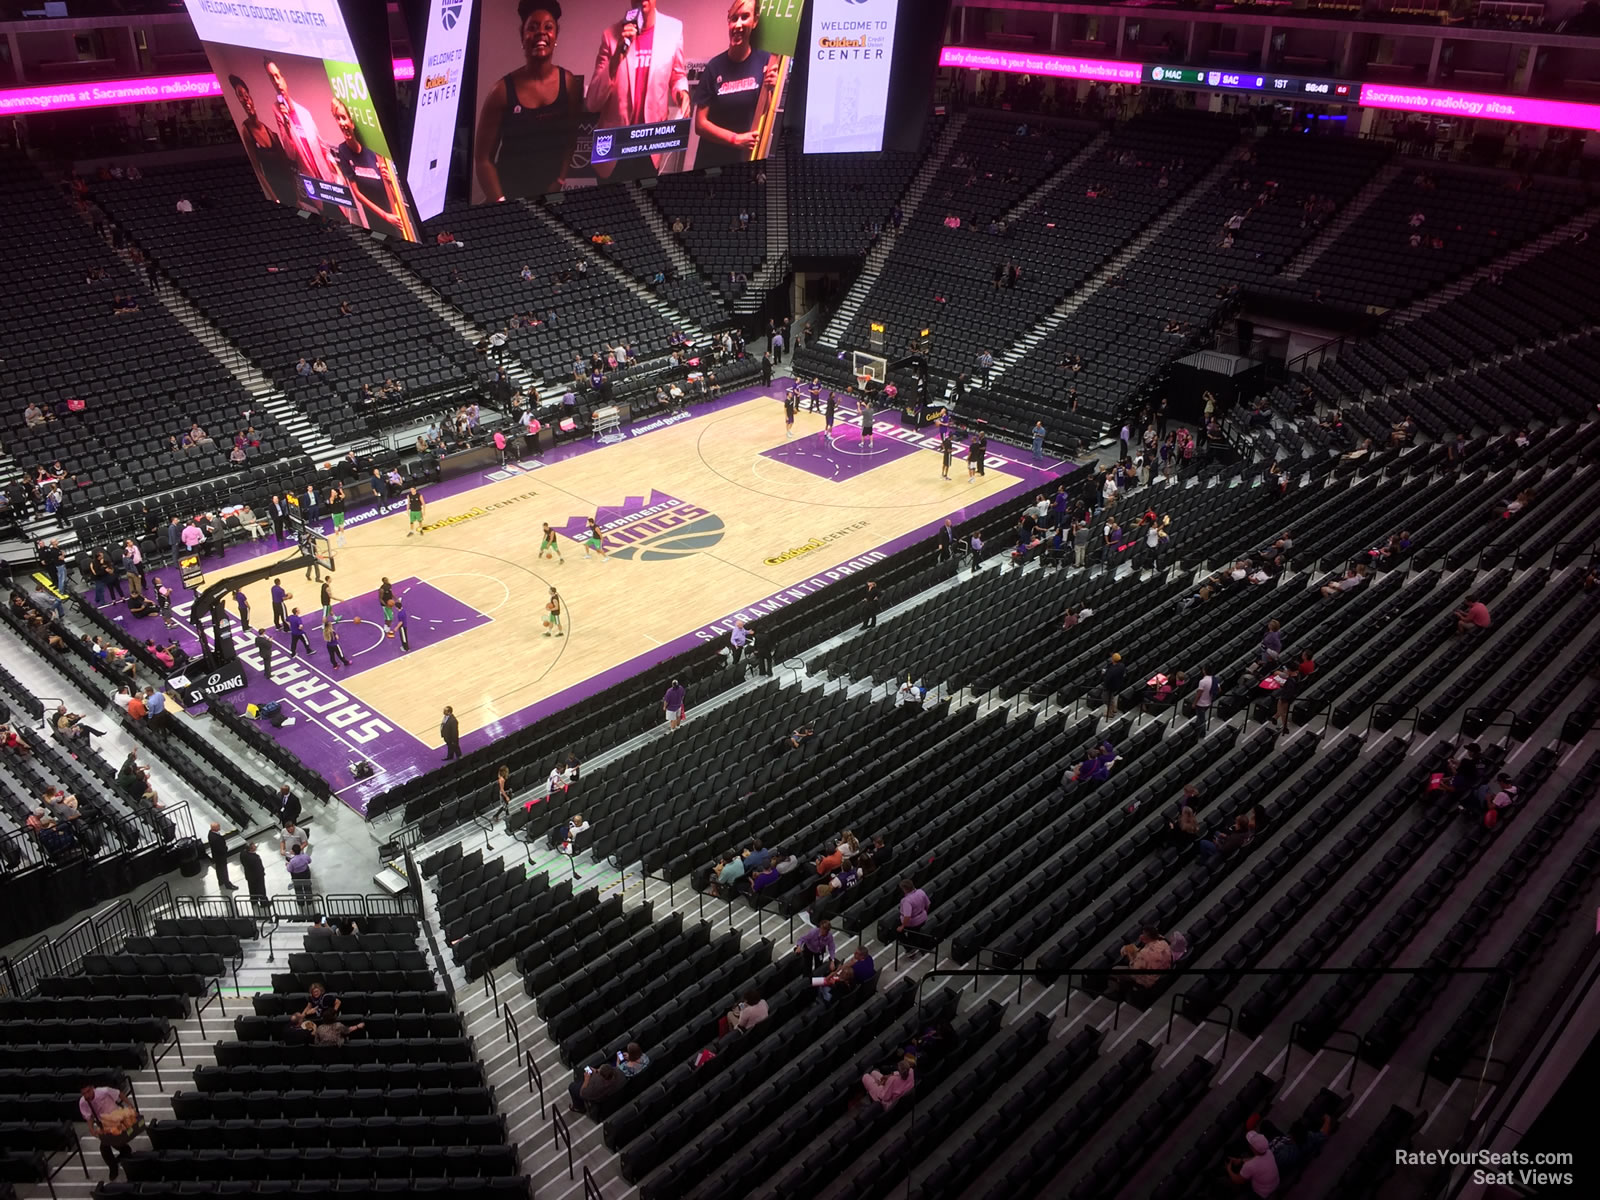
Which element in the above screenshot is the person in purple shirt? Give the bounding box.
[270,579,291,630]
[286,608,310,658]
[285,840,313,906]
[388,595,409,651]
[662,678,687,731]
[794,919,835,972]
[897,879,930,935]
[232,587,251,632]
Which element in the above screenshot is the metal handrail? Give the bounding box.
[526,1049,546,1119]
[504,1001,519,1060]
[551,1100,573,1180]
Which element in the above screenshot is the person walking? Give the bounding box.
[728,619,749,667]
[207,821,237,891]
[79,1084,136,1180]
[935,519,954,562]
[662,679,687,731]
[286,608,311,659]
[1103,652,1127,718]
[284,839,313,910]
[255,630,274,681]
[322,619,350,669]
[496,765,513,824]
[441,706,462,760]
[539,522,565,563]
[967,434,981,482]
[270,579,291,631]
[860,580,881,630]
[240,842,268,908]
[406,487,426,537]
[544,588,564,637]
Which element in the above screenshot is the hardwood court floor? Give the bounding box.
[233,396,1018,745]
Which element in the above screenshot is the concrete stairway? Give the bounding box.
[628,182,704,289]
[818,112,970,348]
[735,128,791,317]
[990,140,1249,385]
[1280,159,1405,281]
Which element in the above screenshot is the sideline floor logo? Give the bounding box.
[559,490,725,561]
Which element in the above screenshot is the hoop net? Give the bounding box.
[856,373,874,393]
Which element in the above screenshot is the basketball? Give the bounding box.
[350,616,363,624]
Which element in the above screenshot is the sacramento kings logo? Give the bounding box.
[593,133,614,160]
[558,491,725,562]
[440,0,465,31]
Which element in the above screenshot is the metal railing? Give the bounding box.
[526,1049,546,1120]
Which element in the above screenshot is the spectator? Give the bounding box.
[719,988,769,1036]
[1110,926,1172,1001]
[303,1019,366,1046]
[709,850,746,897]
[1199,807,1263,861]
[79,1084,137,1180]
[1455,596,1492,635]
[817,946,876,1002]
[1103,653,1127,717]
[861,1057,915,1109]
[794,919,836,972]
[662,678,687,731]
[1071,740,1117,785]
[616,1042,650,1077]
[1227,1129,1281,1197]
[569,1063,624,1115]
[1269,1114,1335,1175]
[897,878,930,936]
[299,982,340,1022]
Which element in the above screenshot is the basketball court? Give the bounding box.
[118,382,1072,813]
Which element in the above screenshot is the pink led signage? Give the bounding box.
[938,46,1143,85]
[0,60,416,116]
[1358,83,1600,132]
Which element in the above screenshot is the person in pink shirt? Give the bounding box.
[179,519,205,556]
[861,1057,915,1109]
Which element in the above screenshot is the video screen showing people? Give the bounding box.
[473,0,801,201]
[212,46,421,241]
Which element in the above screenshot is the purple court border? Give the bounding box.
[136,384,1072,814]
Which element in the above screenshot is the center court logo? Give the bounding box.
[559,490,725,561]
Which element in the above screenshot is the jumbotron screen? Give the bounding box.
[471,0,801,201]
[182,0,423,241]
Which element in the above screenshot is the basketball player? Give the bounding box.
[322,618,349,669]
[406,488,426,536]
[271,578,291,630]
[967,434,981,482]
[941,436,953,480]
[808,377,822,412]
[544,587,564,638]
[319,581,337,625]
[539,522,565,564]
[378,577,395,628]
[860,395,874,444]
[329,483,347,547]
[783,388,796,439]
[388,594,409,650]
[974,431,988,476]
[584,517,608,561]
[824,389,836,434]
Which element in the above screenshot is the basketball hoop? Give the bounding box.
[855,373,873,394]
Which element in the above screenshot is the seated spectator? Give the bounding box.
[1455,597,1491,634]
[299,982,341,1022]
[1227,1129,1281,1197]
[1071,741,1117,784]
[303,1019,365,1046]
[616,1043,649,1077]
[1269,1113,1335,1175]
[1199,806,1263,860]
[861,1057,915,1109]
[1110,927,1172,1001]
[1319,567,1366,597]
[816,947,876,1002]
[709,850,746,898]
[53,703,96,742]
[569,1063,623,1115]
[1,723,33,757]
[772,723,816,757]
[719,988,769,1037]
[1166,800,1200,847]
